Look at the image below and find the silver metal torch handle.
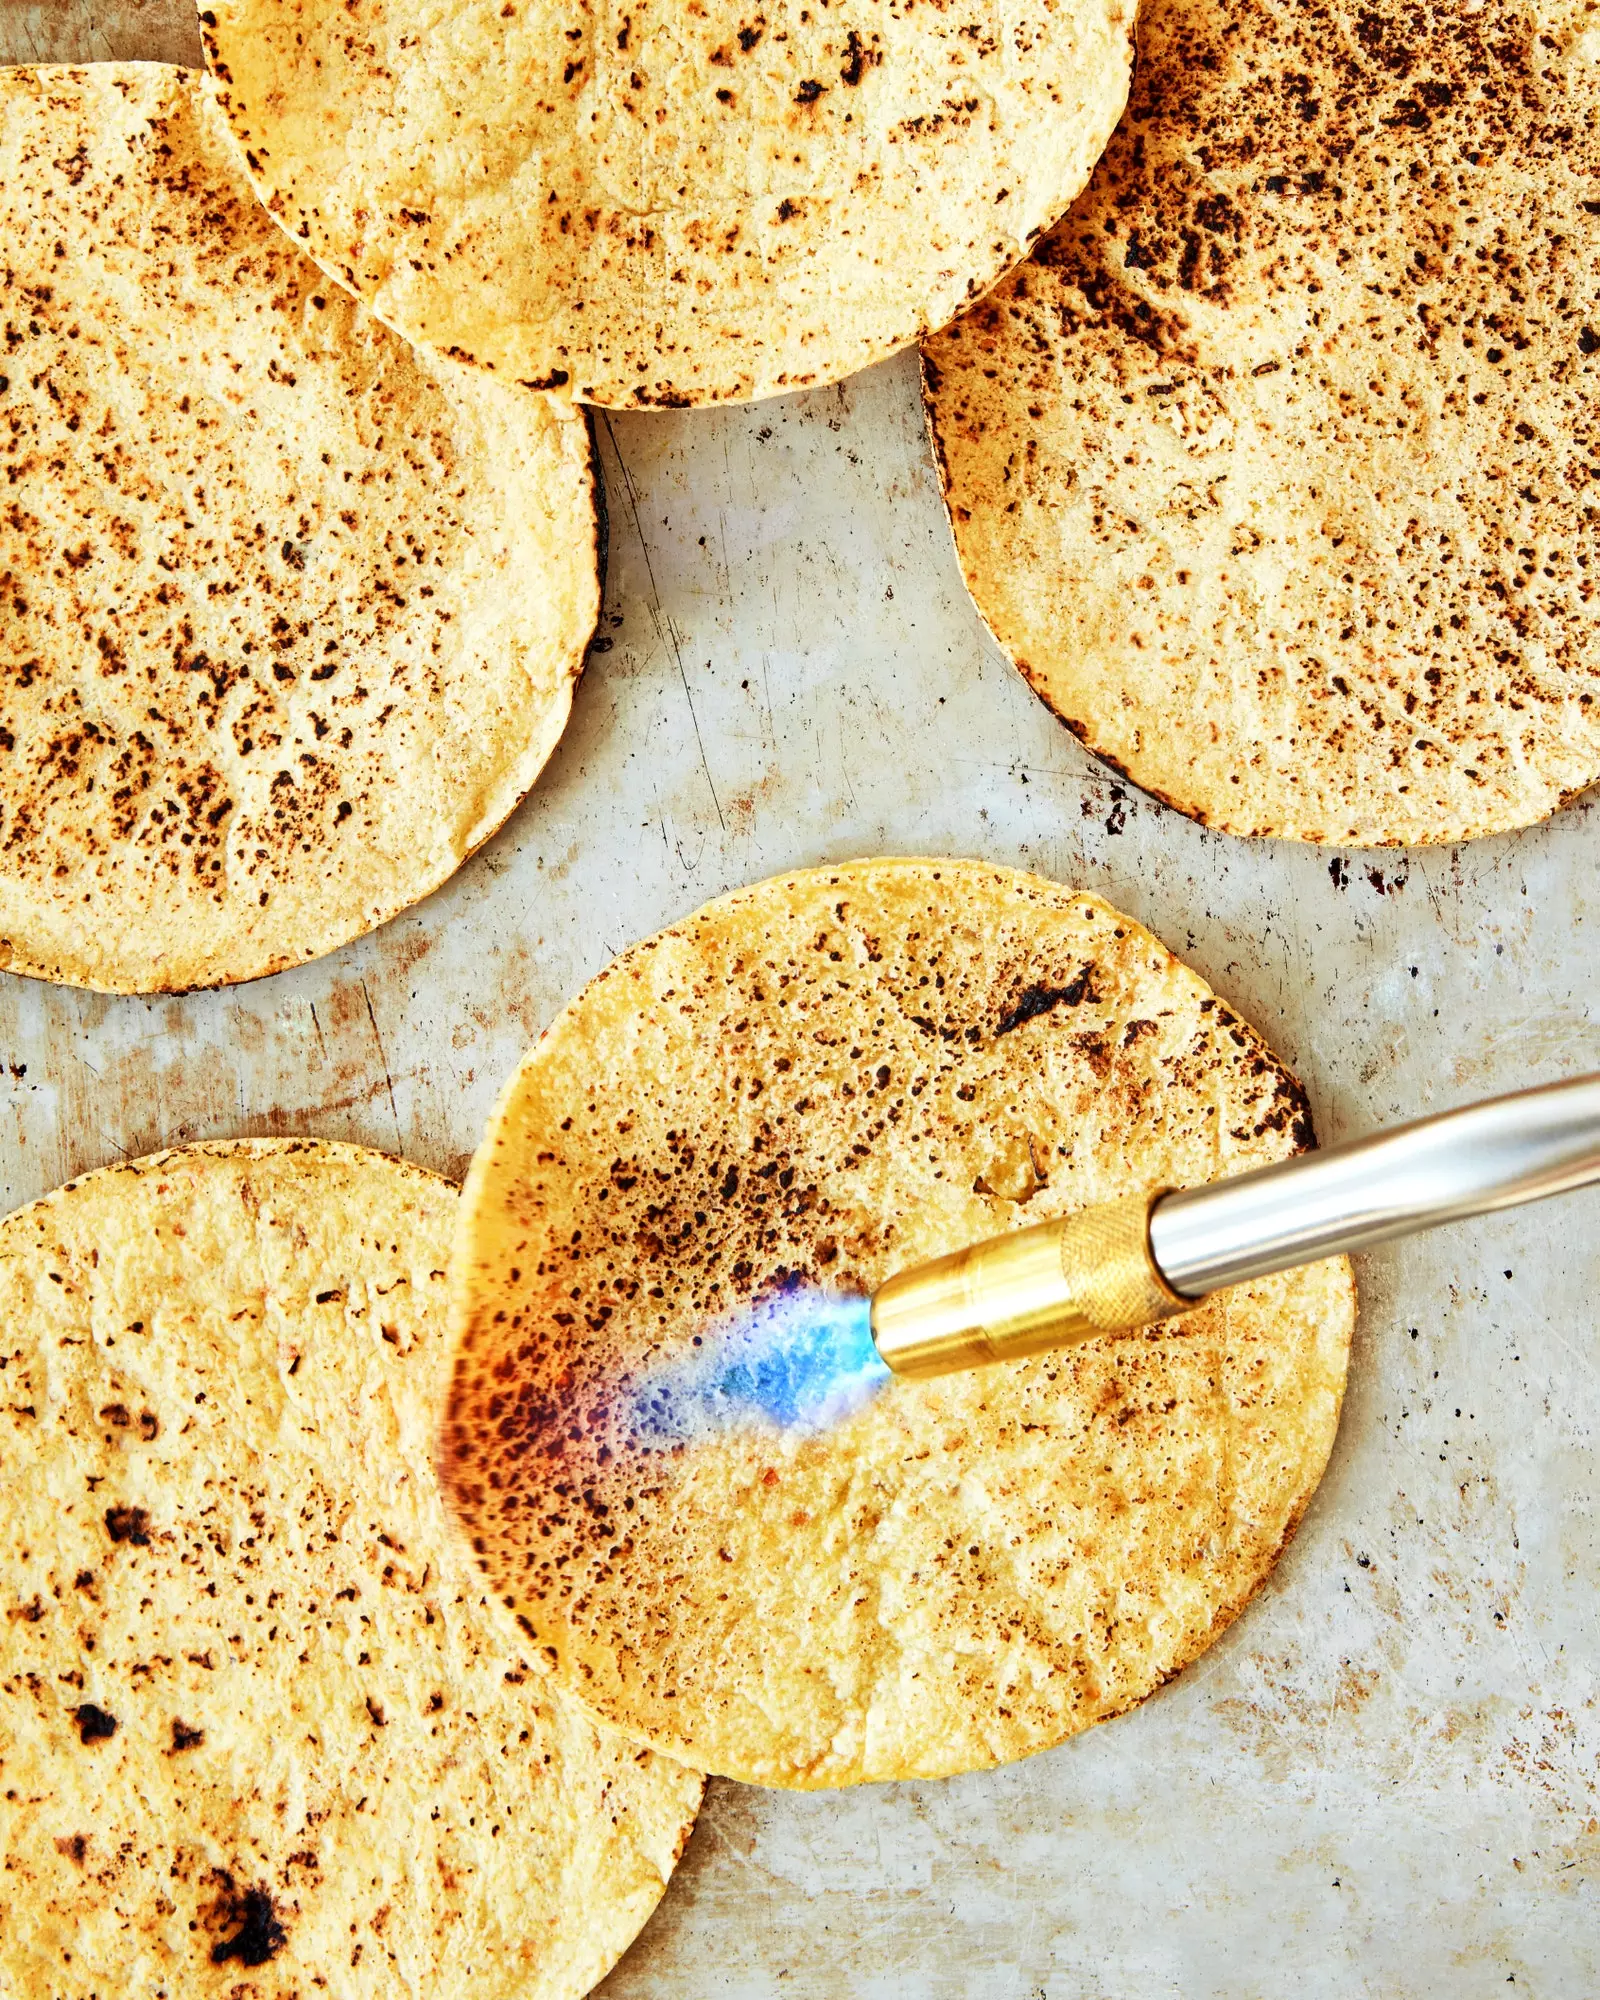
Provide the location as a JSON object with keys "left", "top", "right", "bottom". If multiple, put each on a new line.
{"left": 1148, "top": 1071, "right": 1600, "bottom": 1299}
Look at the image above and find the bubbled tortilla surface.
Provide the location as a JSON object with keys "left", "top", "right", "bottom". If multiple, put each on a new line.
{"left": 0, "top": 1140, "right": 702, "bottom": 1999}
{"left": 0, "top": 65, "right": 596, "bottom": 991}
{"left": 201, "top": 0, "right": 1135, "bottom": 407}
{"left": 923, "top": 0, "right": 1600, "bottom": 844}
{"left": 446, "top": 859, "right": 1355, "bottom": 1786}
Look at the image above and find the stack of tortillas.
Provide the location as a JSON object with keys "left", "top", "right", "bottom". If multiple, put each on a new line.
{"left": 199, "top": 0, "right": 1136, "bottom": 406}
{"left": 0, "top": 1140, "right": 702, "bottom": 1998}
{"left": 924, "top": 0, "right": 1600, "bottom": 844}
{"left": 445, "top": 859, "right": 1355, "bottom": 1787}
{"left": 0, "top": 65, "right": 597, "bottom": 993}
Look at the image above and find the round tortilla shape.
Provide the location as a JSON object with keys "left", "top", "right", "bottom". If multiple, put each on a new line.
{"left": 444, "top": 858, "right": 1355, "bottom": 1787}
{"left": 0, "top": 1139, "right": 702, "bottom": 1999}
{"left": 922, "top": 0, "right": 1600, "bottom": 845}
{"left": 0, "top": 66, "right": 597, "bottom": 993}
{"left": 199, "top": 0, "right": 1136, "bottom": 409}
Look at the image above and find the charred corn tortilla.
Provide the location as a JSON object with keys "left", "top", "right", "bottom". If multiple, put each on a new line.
{"left": 445, "top": 859, "right": 1355, "bottom": 1787}
{"left": 200, "top": 0, "right": 1135, "bottom": 408}
{"left": 0, "top": 1140, "right": 701, "bottom": 2000}
{"left": 0, "top": 65, "right": 596, "bottom": 993}
{"left": 923, "top": 0, "right": 1600, "bottom": 844}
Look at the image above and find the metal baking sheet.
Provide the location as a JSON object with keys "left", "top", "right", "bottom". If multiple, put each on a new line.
{"left": 2, "top": 11, "right": 1596, "bottom": 1992}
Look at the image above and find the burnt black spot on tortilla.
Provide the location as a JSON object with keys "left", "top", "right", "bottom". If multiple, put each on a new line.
{"left": 170, "top": 1718, "right": 204, "bottom": 1751}
{"left": 840, "top": 29, "right": 877, "bottom": 85}
{"left": 210, "top": 1886, "right": 289, "bottom": 1967}
{"left": 104, "top": 1504, "right": 151, "bottom": 1545}
{"left": 795, "top": 79, "right": 824, "bottom": 104}
{"left": 74, "top": 1702, "right": 117, "bottom": 1743}
{"left": 994, "top": 967, "right": 1100, "bottom": 1036}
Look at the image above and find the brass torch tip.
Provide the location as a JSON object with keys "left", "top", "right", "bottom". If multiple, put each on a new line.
{"left": 869, "top": 1190, "right": 1191, "bottom": 1380}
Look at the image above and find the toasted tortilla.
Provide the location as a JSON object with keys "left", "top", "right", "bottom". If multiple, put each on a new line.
{"left": 0, "top": 1139, "right": 702, "bottom": 2000}
{"left": 0, "top": 65, "right": 596, "bottom": 992}
{"left": 923, "top": 0, "right": 1600, "bottom": 844}
{"left": 200, "top": 0, "right": 1136, "bottom": 407}
{"left": 445, "top": 858, "right": 1354, "bottom": 1786}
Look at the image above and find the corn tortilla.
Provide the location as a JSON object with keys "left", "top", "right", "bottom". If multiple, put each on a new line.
{"left": 200, "top": 0, "right": 1136, "bottom": 407}
{"left": 445, "top": 859, "right": 1355, "bottom": 1786}
{"left": 0, "top": 65, "right": 597, "bottom": 992}
{"left": 0, "top": 1139, "right": 702, "bottom": 1999}
{"left": 923, "top": 0, "right": 1600, "bottom": 844}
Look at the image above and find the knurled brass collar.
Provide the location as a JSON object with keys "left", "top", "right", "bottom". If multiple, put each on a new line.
{"left": 1056, "top": 1189, "right": 1190, "bottom": 1334}
{"left": 871, "top": 1187, "right": 1195, "bottom": 1378}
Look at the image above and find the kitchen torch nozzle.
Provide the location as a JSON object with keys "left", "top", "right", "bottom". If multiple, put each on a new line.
{"left": 869, "top": 1071, "right": 1600, "bottom": 1380}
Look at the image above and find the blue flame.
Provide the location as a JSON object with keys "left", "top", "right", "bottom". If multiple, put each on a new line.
{"left": 625, "top": 1289, "right": 889, "bottom": 1443}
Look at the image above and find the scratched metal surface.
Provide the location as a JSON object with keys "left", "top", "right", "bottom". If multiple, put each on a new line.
{"left": 2, "top": 10, "right": 1597, "bottom": 1995}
